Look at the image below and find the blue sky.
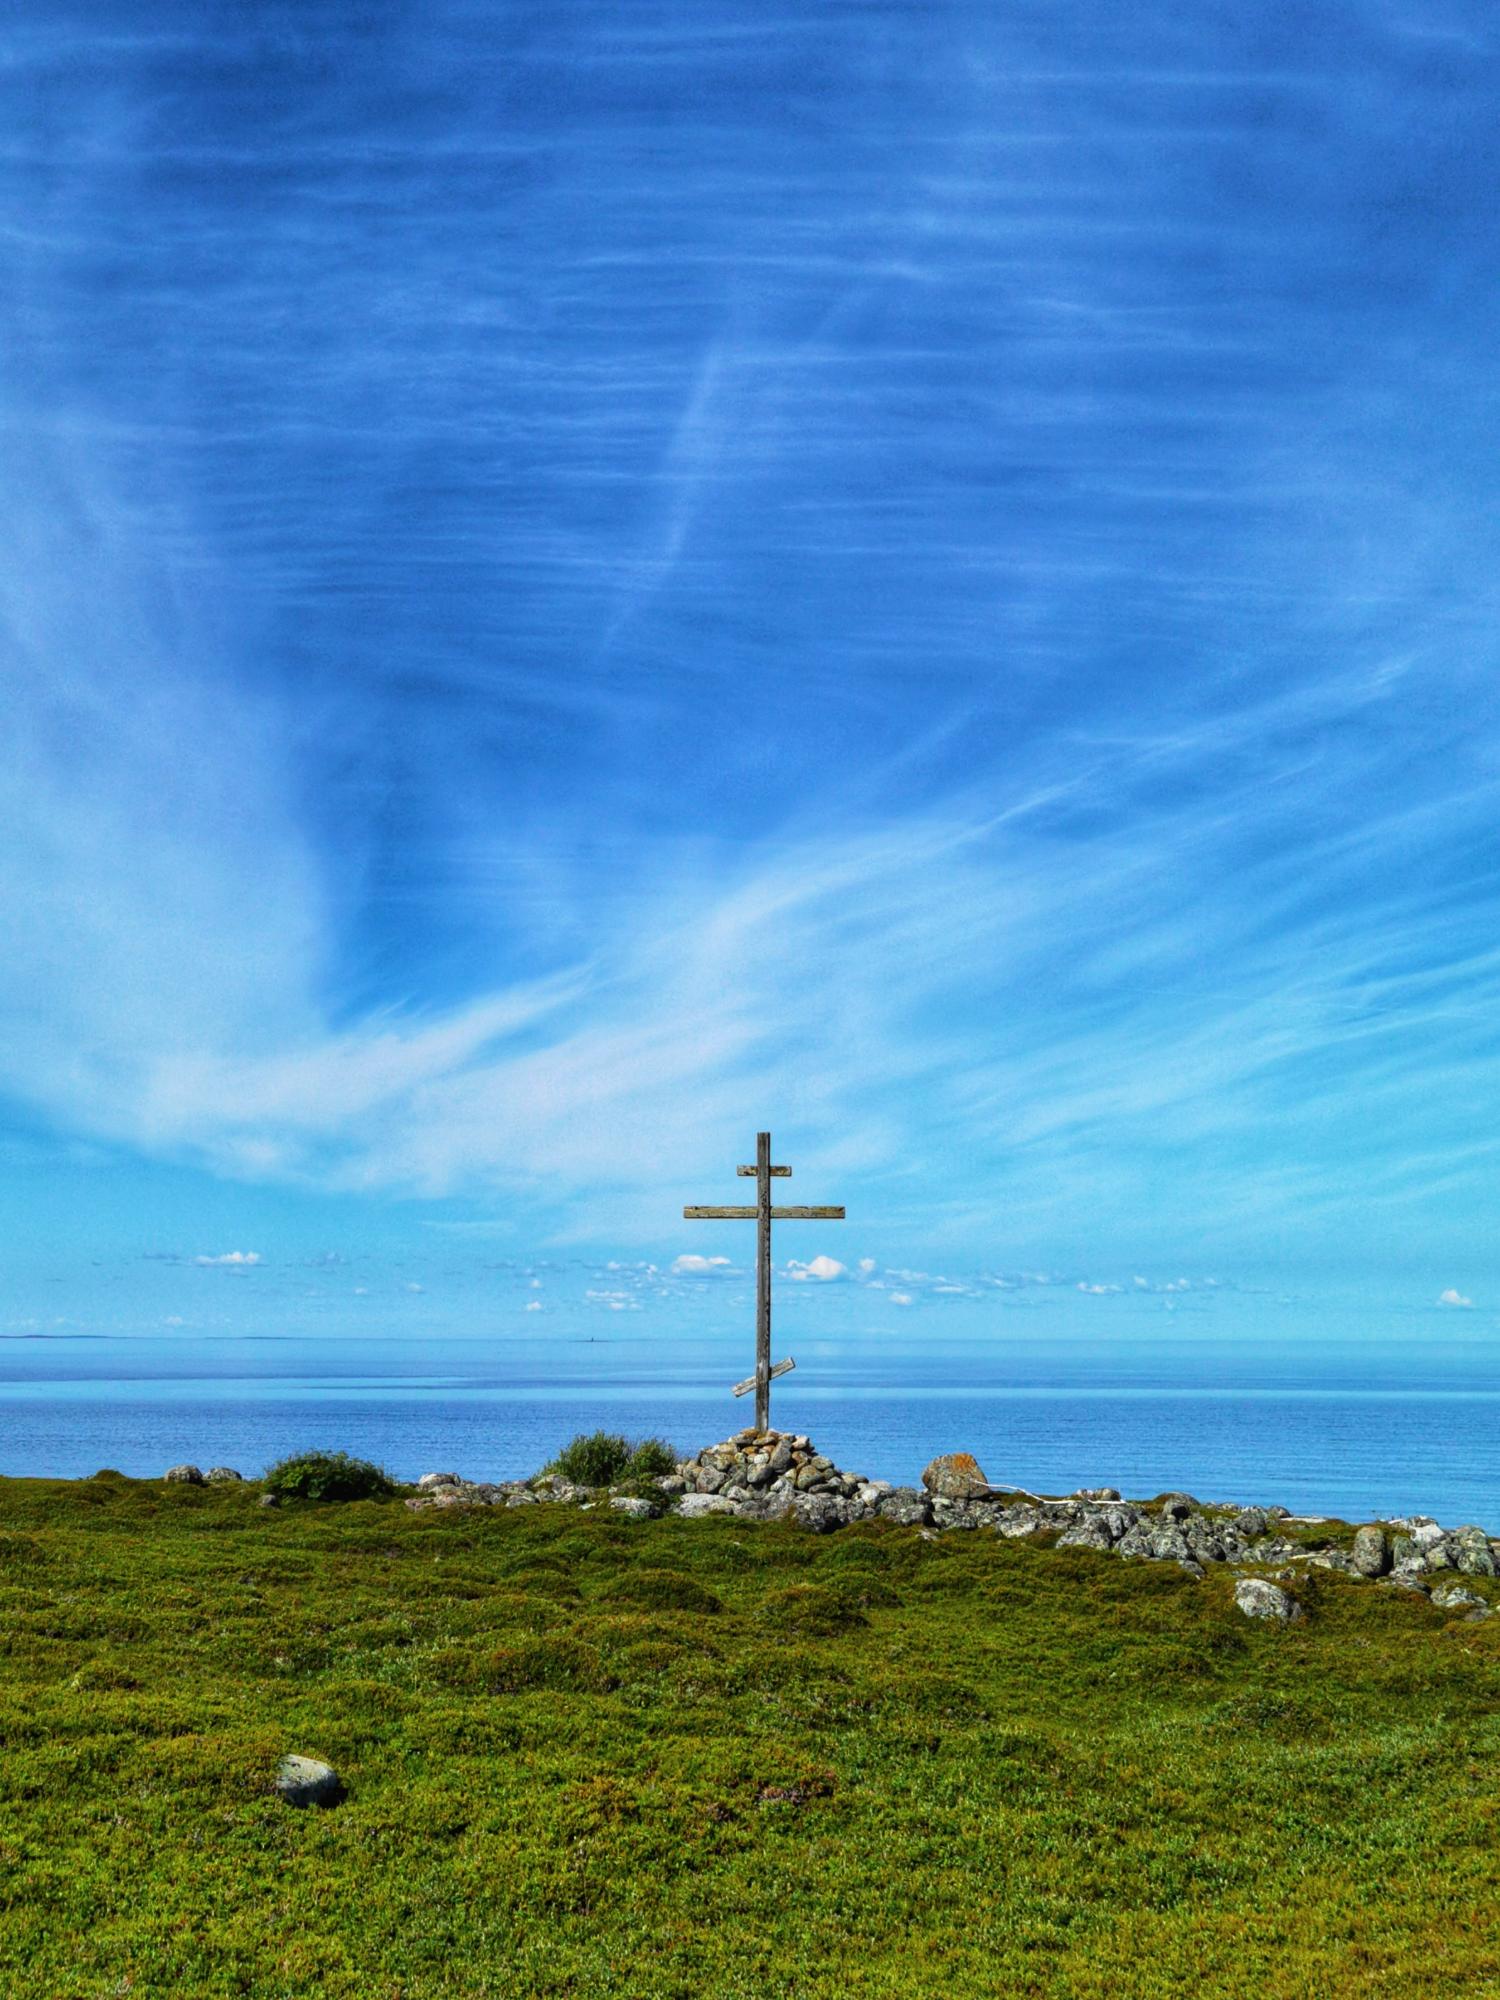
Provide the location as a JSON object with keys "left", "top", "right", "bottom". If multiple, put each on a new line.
{"left": 5, "top": 2, "right": 1500, "bottom": 1340}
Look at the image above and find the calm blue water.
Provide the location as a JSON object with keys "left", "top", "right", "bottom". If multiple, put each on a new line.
{"left": 2, "top": 1330, "right": 1498, "bottom": 1527}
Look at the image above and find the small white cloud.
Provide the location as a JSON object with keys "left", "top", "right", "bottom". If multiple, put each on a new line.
{"left": 162, "top": 1314, "right": 184, "bottom": 1327}
{"left": 1439, "top": 1288, "right": 1473, "bottom": 1309}
{"left": 194, "top": 1250, "right": 260, "bottom": 1267}
{"left": 857, "top": 1258, "right": 876, "bottom": 1276}
{"left": 529, "top": 1277, "right": 543, "bottom": 1289}
{"left": 1077, "top": 1281, "right": 1121, "bottom": 1296}
{"left": 1133, "top": 1276, "right": 1150, "bottom": 1289}
{"left": 786, "top": 1255, "right": 848, "bottom": 1282}
{"left": 524, "top": 1299, "right": 543, "bottom": 1311}
{"left": 672, "top": 1253, "right": 733, "bottom": 1276}
{"left": 353, "top": 1286, "right": 369, "bottom": 1296}
{"left": 890, "top": 1292, "right": 914, "bottom": 1306}
{"left": 404, "top": 1281, "right": 424, "bottom": 1294}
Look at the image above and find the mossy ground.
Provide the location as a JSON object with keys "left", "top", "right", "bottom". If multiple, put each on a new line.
{"left": 2, "top": 1476, "right": 1499, "bottom": 1998}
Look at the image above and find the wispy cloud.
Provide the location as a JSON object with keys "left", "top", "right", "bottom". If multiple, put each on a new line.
{"left": 4, "top": 5, "right": 1500, "bottom": 1282}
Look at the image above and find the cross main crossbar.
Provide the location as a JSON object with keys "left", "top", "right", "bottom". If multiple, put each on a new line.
{"left": 684, "top": 1206, "right": 845, "bottom": 1219}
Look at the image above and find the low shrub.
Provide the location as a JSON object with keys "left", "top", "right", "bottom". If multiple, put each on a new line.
{"left": 547, "top": 1431, "right": 680, "bottom": 1487}
{"left": 761, "top": 1582, "right": 868, "bottom": 1636}
{"left": 262, "top": 1451, "right": 396, "bottom": 1503}
{"left": 485, "top": 1635, "right": 615, "bottom": 1694}
{"left": 601, "top": 1568, "right": 724, "bottom": 1615}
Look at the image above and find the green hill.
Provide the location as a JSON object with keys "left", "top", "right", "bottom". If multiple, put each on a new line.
{"left": 2, "top": 1472, "right": 1497, "bottom": 1997}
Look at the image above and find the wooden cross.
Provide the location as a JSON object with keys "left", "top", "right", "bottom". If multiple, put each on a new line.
{"left": 684, "top": 1131, "right": 845, "bottom": 1431}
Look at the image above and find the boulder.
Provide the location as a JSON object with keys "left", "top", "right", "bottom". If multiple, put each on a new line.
{"left": 258, "top": 1492, "right": 279, "bottom": 1509}
{"left": 1234, "top": 1579, "right": 1303, "bottom": 1622}
{"left": 163, "top": 1465, "right": 204, "bottom": 1485}
{"left": 1056, "top": 1515, "right": 1113, "bottom": 1552}
{"left": 1350, "top": 1526, "right": 1389, "bottom": 1577}
{"left": 993, "top": 1504, "right": 1043, "bottom": 1539}
{"left": 1157, "top": 1493, "right": 1198, "bottom": 1521}
{"left": 204, "top": 1467, "right": 243, "bottom": 1484}
{"left": 609, "top": 1496, "right": 654, "bottom": 1519}
{"left": 792, "top": 1493, "right": 845, "bottom": 1534}
{"left": 1452, "top": 1527, "right": 1496, "bottom": 1577}
{"left": 417, "top": 1472, "right": 461, "bottom": 1491}
{"left": 274, "top": 1754, "right": 342, "bottom": 1808}
{"left": 1071, "top": 1487, "right": 1121, "bottom": 1502}
{"left": 921, "top": 1453, "right": 990, "bottom": 1500}
{"left": 876, "top": 1488, "right": 932, "bottom": 1527}
{"left": 677, "top": 1494, "right": 735, "bottom": 1519}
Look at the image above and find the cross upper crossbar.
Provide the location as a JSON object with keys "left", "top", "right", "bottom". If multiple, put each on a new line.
{"left": 683, "top": 1131, "right": 845, "bottom": 1430}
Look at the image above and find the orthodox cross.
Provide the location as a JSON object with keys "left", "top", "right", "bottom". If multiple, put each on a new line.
{"left": 684, "top": 1131, "right": 845, "bottom": 1431}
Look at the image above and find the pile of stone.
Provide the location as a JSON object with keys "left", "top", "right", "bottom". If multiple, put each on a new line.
{"left": 160, "top": 1441, "right": 1500, "bottom": 1616}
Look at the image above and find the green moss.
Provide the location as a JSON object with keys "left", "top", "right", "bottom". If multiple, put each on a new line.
{"left": 0, "top": 1476, "right": 1497, "bottom": 1997}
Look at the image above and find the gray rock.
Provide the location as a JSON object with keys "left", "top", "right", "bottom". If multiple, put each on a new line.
{"left": 258, "top": 1492, "right": 279, "bottom": 1509}
{"left": 876, "top": 1488, "right": 931, "bottom": 1527}
{"left": 792, "top": 1493, "right": 846, "bottom": 1534}
{"left": 1115, "top": 1524, "right": 1154, "bottom": 1559}
{"left": 1147, "top": 1526, "right": 1191, "bottom": 1562}
{"left": 1231, "top": 1508, "right": 1268, "bottom": 1537}
{"left": 1099, "top": 1503, "right": 1140, "bottom": 1540}
{"left": 417, "top": 1472, "right": 461, "bottom": 1490}
{"left": 275, "top": 1754, "right": 342, "bottom": 1808}
{"left": 993, "top": 1505, "right": 1042, "bottom": 1539}
{"left": 1452, "top": 1527, "right": 1496, "bottom": 1577}
{"left": 1432, "top": 1581, "right": 1488, "bottom": 1611}
{"left": 656, "top": 1474, "right": 687, "bottom": 1495}
{"left": 1157, "top": 1493, "right": 1198, "bottom": 1521}
{"left": 1350, "top": 1526, "right": 1389, "bottom": 1577}
{"left": 1234, "top": 1578, "right": 1303, "bottom": 1622}
{"left": 1056, "top": 1515, "right": 1113, "bottom": 1552}
{"left": 205, "top": 1467, "right": 243, "bottom": 1484}
{"left": 1383, "top": 1570, "right": 1430, "bottom": 1594}
{"left": 163, "top": 1464, "right": 204, "bottom": 1485}
{"left": 921, "top": 1453, "right": 991, "bottom": 1501}
{"left": 677, "top": 1493, "right": 735, "bottom": 1519}
{"left": 608, "top": 1496, "right": 654, "bottom": 1519}
{"left": 1071, "top": 1487, "right": 1121, "bottom": 1502}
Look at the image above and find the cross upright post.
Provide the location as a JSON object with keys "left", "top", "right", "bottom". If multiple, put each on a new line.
{"left": 684, "top": 1131, "right": 845, "bottom": 1430}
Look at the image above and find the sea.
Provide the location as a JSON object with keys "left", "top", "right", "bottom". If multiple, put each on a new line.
{"left": 3, "top": 1321, "right": 1499, "bottom": 1527}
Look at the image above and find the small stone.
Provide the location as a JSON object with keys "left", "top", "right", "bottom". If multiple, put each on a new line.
{"left": 417, "top": 1472, "right": 461, "bottom": 1490}
{"left": 258, "top": 1492, "right": 279, "bottom": 1509}
{"left": 275, "top": 1754, "right": 342, "bottom": 1808}
{"left": 1071, "top": 1487, "right": 1121, "bottom": 1502}
{"left": 677, "top": 1494, "right": 735, "bottom": 1519}
{"left": 1234, "top": 1578, "right": 1303, "bottom": 1622}
{"left": 1350, "top": 1526, "right": 1389, "bottom": 1577}
{"left": 609, "top": 1496, "right": 654, "bottom": 1519}
{"left": 163, "top": 1464, "right": 204, "bottom": 1485}
{"left": 921, "top": 1453, "right": 990, "bottom": 1501}
{"left": 876, "top": 1488, "right": 931, "bottom": 1527}
{"left": 204, "top": 1467, "right": 243, "bottom": 1484}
